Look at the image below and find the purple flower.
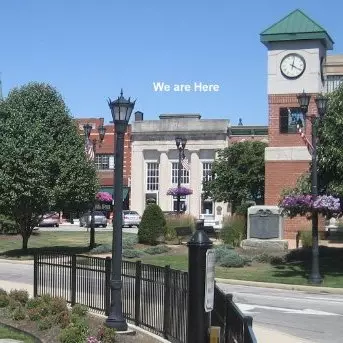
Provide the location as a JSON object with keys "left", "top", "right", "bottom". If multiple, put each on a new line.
{"left": 96, "top": 192, "right": 113, "bottom": 202}
{"left": 87, "top": 337, "right": 100, "bottom": 343}
{"left": 167, "top": 187, "right": 193, "bottom": 196}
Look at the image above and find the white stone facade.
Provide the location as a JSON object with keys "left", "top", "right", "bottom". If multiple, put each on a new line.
{"left": 130, "top": 114, "right": 230, "bottom": 228}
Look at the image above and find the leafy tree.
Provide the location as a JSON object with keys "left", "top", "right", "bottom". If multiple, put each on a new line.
{"left": 138, "top": 203, "right": 166, "bottom": 245}
{"left": 0, "top": 82, "right": 98, "bottom": 250}
{"left": 203, "top": 141, "right": 267, "bottom": 213}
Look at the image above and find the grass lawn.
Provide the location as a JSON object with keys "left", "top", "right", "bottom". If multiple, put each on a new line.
{"left": 0, "top": 325, "right": 35, "bottom": 343}
{"left": 0, "top": 231, "right": 127, "bottom": 259}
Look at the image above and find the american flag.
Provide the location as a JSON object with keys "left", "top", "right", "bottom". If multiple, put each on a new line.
{"left": 181, "top": 156, "right": 190, "bottom": 171}
{"left": 85, "top": 139, "right": 95, "bottom": 161}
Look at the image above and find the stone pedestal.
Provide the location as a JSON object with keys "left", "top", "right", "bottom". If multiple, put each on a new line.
{"left": 241, "top": 238, "right": 288, "bottom": 252}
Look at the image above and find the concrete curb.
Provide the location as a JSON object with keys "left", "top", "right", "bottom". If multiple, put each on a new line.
{"left": 0, "top": 259, "right": 33, "bottom": 265}
{"left": 216, "top": 277, "right": 343, "bottom": 294}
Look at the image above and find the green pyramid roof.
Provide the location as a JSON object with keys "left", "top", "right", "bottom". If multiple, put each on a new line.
{"left": 260, "top": 9, "right": 334, "bottom": 49}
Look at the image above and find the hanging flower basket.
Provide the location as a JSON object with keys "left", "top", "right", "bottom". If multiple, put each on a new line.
{"left": 167, "top": 186, "right": 193, "bottom": 196}
{"left": 96, "top": 192, "right": 113, "bottom": 203}
{"left": 280, "top": 194, "right": 341, "bottom": 218}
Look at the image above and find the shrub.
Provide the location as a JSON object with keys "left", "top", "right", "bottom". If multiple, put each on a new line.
{"left": 122, "top": 235, "right": 138, "bottom": 249}
{"left": 40, "top": 293, "right": 52, "bottom": 304}
{"left": 9, "top": 289, "right": 29, "bottom": 305}
{"left": 26, "top": 297, "right": 44, "bottom": 309}
{"left": 220, "top": 215, "right": 246, "bottom": 247}
{"left": 56, "top": 310, "right": 71, "bottom": 328}
{"left": 214, "top": 245, "right": 235, "bottom": 263}
{"left": 138, "top": 203, "right": 166, "bottom": 245}
{"left": 59, "top": 322, "right": 89, "bottom": 343}
{"left": 253, "top": 252, "right": 285, "bottom": 265}
{"left": 0, "top": 294, "right": 9, "bottom": 308}
{"left": 11, "top": 305, "right": 26, "bottom": 320}
{"left": 0, "top": 288, "right": 7, "bottom": 296}
{"left": 122, "top": 249, "right": 144, "bottom": 259}
{"left": 50, "top": 297, "right": 68, "bottom": 314}
{"left": 218, "top": 250, "right": 245, "bottom": 268}
{"left": 97, "top": 325, "right": 117, "bottom": 343}
{"left": 87, "top": 337, "right": 101, "bottom": 343}
{"left": 301, "top": 231, "right": 312, "bottom": 248}
{"left": 37, "top": 315, "right": 55, "bottom": 330}
{"left": 144, "top": 245, "right": 171, "bottom": 255}
{"left": 90, "top": 244, "right": 112, "bottom": 254}
{"left": 8, "top": 298, "right": 22, "bottom": 311}
{"left": 71, "top": 304, "right": 88, "bottom": 317}
{"left": 27, "top": 307, "right": 42, "bottom": 321}
{"left": 164, "top": 214, "right": 195, "bottom": 239}
{"left": 0, "top": 214, "right": 19, "bottom": 234}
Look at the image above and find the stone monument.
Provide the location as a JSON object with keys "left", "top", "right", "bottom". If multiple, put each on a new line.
{"left": 241, "top": 205, "right": 288, "bottom": 252}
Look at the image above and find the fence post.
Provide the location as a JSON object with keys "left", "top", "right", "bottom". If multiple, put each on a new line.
{"left": 187, "top": 219, "right": 213, "bottom": 343}
{"left": 134, "top": 261, "right": 142, "bottom": 326}
{"left": 105, "top": 257, "right": 112, "bottom": 316}
{"left": 71, "top": 255, "right": 76, "bottom": 306}
{"left": 33, "top": 254, "right": 38, "bottom": 298}
{"left": 163, "top": 265, "right": 171, "bottom": 338}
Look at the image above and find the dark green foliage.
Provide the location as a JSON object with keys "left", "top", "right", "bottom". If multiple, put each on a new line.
{"left": 0, "top": 294, "right": 9, "bottom": 307}
{"left": 122, "top": 249, "right": 144, "bottom": 259}
{"left": 0, "top": 82, "right": 98, "bottom": 250}
{"left": 144, "top": 245, "right": 171, "bottom": 255}
{"left": 138, "top": 203, "right": 166, "bottom": 245}
{"left": 26, "top": 297, "right": 44, "bottom": 309}
{"left": 9, "top": 289, "right": 29, "bottom": 305}
{"left": 300, "top": 231, "right": 312, "bottom": 248}
{"left": 37, "top": 315, "right": 55, "bottom": 330}
{"left": 218, "top": 250, "right": 246, "bottom": 268}
{"left": 50, "top": 296, "right": 68, "bottom": 314}
{"left": 27, "top": 307, "right": 43, "bottom": 321}
{"left": 11, "top": 305, "right": 26, "bottom": 320}
{"left": 97, "top": 324, "right": 117, "bottom": 343}
{"left": 71, "top": 304, "right": 88, "bottom": 317}
{"left": 253, "top": 252, "right": 285, "bottom": 265}
{"left": 220, "top": 216, "right": 246, "bottom": 247}
{"left": 90, "top": 244, "right": 112, "bottom": 254}
{"left": 58, "top": 316, "right": 89, "bottom": 343}
{"left": 122, "top": 235, "right": 138, "bottom": 249}
{"left": 214, "top": 245, "right": 235, "bottom": 262}
{"left": 0, "top": 288, "right": 7, "bottom": 296}
{"left": 56, "top": 310, "right": 71, "bottom": 328}
{"left": 0, "top": 214, "right": 19, "bottom": 234}
{"left": 203, "top": 141, "right": 267, "bottom": 212}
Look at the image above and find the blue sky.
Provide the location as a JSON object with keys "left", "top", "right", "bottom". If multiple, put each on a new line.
{"left": 1, "top": 0, "right": 342, "bottom": 125}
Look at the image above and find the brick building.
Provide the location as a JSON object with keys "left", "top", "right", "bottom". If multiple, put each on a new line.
{"left": 74, "top": 117, "right": 132, "bottom": 209}
{"left": 260, "top": 9, "right": 342, "bottom": 238}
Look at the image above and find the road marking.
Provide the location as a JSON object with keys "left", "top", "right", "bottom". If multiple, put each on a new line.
{"left": 236, "top": 303, "right": 341, "bottom": 316}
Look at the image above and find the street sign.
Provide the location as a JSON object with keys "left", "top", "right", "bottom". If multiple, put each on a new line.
{"left": 204, "top": 248, "right": 215, "bottom": 312}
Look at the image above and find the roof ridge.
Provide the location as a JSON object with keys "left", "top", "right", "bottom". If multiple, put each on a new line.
{"left": 296, "top": 9, "right": 326, "bottom": 32}
{"left": 261, "top": 9, "right": 299, "bottom": 34}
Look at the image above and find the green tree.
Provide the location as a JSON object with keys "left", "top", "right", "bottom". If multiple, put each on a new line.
{"left": 203, "top": 141, "right": 267, "bottom": 213}
{"left": 0, "top": 82, "right": 98, "bottom": 250}
{"left": 138, "top": 203, "right": 166, "bottom": 245}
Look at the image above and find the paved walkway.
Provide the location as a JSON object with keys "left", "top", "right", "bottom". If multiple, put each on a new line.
{"left": 0, "top": 340, "right": 24, "bottom": 343}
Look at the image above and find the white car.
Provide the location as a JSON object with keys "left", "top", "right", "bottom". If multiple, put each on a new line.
{"left": 122, "top": 210, "right": 141, "bottom": 227}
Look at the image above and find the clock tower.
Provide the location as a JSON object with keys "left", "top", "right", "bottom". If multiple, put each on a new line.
{"left": 260, "top": 9, "right": 334, "bottom": 238}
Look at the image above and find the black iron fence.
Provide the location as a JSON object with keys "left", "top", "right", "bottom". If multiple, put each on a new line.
{"left": 34, "top": 253, "right": 187, "bottom": 343}
{"left": 211, "top": 285, "right": 257, "bottom": 343}
{"left": 34, "top": 253, "right": 255, "bottom": 343}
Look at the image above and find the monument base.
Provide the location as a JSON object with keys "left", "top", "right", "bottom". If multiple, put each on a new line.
{"left": 241, "top": 239, "right": 288, "bottom": 252}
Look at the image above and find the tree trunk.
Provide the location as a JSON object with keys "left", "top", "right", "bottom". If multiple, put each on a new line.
{"left": 22, "top": 234, "right": 29, "bottom": 251}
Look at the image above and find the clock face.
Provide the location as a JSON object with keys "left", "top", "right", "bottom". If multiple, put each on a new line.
{"left": 280, "top": 53, "right": 306, "bottom": 79}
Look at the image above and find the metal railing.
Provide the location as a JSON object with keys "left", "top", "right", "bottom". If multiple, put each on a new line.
{"left": 211, "top": 285, "right": 257, "bottom": 343}
{"left": 34, "top": 253, "right": 187, "bottom": 343}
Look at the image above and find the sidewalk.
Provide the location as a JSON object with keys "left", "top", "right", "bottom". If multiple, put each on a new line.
{"left": 0, "top": 280, "right": 312, "bottom": 343}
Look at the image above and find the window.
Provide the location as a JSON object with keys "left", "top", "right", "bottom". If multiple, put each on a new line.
{"left": 172, "top": 196, "right": 187, "bottom": 212}
{"left": 171, "top": 162, "right": 190, "bottom": 184}
{"left": 95, "top": 155, "right": 110, "bottom": 170}
{"left": 201, "top": 198, "right": 214, "bottom": 215}
{"left": 279, "top": 107, "right": 305, "bottom": 134}
{"left": 326, "top": 75, "right": 343, "bottom": 93}
{"left": 146, "top": 162, "right": 159, "bottom": 191}
{"left": 202, "top": 162, "right": 213, "bottom": 182}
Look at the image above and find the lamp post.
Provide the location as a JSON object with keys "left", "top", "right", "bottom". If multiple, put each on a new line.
{"left": 106, "top": 90, "right": 135, "bottom": 330}
{"left": 175, "top": 137, "right": 187, "bottom": 214}
{"left": 83, "top": 123, "right": 106, "bottom": 249}
{"left": 297, "top": 91, "right": 329, "bottom": 285}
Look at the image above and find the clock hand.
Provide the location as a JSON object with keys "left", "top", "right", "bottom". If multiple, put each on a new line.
{"left": 292, "top": 64, "right": 301, "bottom": 71}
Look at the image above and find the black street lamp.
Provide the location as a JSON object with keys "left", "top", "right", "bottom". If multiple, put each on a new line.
{"left": 83, "top": 123, "right": 106, "bottom": 249}
{"left": 297, "top": 90, "right": 329, "bottom": 285}
{"left": 106, "top": 90, "right": 135, "bottom": 331}
{"left": 175, "top": 137, "right": 187, "bottom": 214}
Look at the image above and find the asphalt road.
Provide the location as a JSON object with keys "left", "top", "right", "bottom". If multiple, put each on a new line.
{"left": 218, "top": 283, "right": 343, "bottom": 343}
{"left": 36, "top": 224, "right": 138, "bottom": 234}
{"left": 1, "top": 261, "right": 343, "bottom": 342}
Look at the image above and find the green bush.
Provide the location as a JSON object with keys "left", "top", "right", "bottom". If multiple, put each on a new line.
{"left": 138, "top": 204, "right": 166, "bottom": 245}
{"left": 97, "top": 324, "right": 117, "bottom": 343}
{"left": 218, "top": 250, "right": 245, "bottom": 268}
{"left": 56, "top": 310, "right": 71, "bottom": 328}
{"left": 40, "top": 294, "right": 52, "bottom": 304}
{"left": 9, "top": 289, "right": 29, "bottom": 305}
{"left": 220, "top": 215, "right": 246, "bottom": 247}
{"left": 164, "top": 214, "right": 195, "bottom": 241}
{"left": 50, "top": 297, "right": 68, "bottom": 314}
{"left": 253, "top": 252, "right": 285, "bottom": 265}
{"left": 0, "top": 288, "right": 7, "bottom": 296}
{"left": 58, "top": 318, "right": 89, "bottom": 343}
{"left": 71, "top": 304, "right": 88, "bottom": 317}
{"left": 11, "top": 305, "right": 26, "bottom": 320}
{"left": 27, "top": 307, "right": 43, "bottom": 321}
{"left": 0, "top": 214, "right": 19, "bottom": 234}
{"left": 122, "top": 249, "right": 144, "bottom": 259}
{"left": 214, "top": 245, "right": 235, "bottom": 263}
{"left": 301, "top": 231, "right": 312, "bottom": 248}
{"left": 144, "top": 245, "right": 171, "bottom": 255}
{"left": 90, "top": 244, "right": 112, "bottom": 254}
{"left": 0, "top": 294, "right": 9, "bottom": 308}
{"left": 122, "top": 235, "right": 138, "bottom": 249}
{"left": 8, "top": 298, "right": 22, "bottom": 311}
{"left": 37, "top": 315, "right": 55, "bottom": 330}
{"left": 26, "top": 297, "right": 44, "bottom": 309}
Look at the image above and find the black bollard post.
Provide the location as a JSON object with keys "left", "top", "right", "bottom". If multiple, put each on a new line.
{"left": 187, "top": 219, "right": 214, "bottom": 343}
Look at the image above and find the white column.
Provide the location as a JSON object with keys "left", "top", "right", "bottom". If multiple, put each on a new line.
{"left": 158, "top": 151, "right": 170, "bottom": 211}
{"left": 190, "top": 152, "right": 200, "bottom": 218}
{"left": 131, "top": 148, "right": 145, "bottom": 216}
